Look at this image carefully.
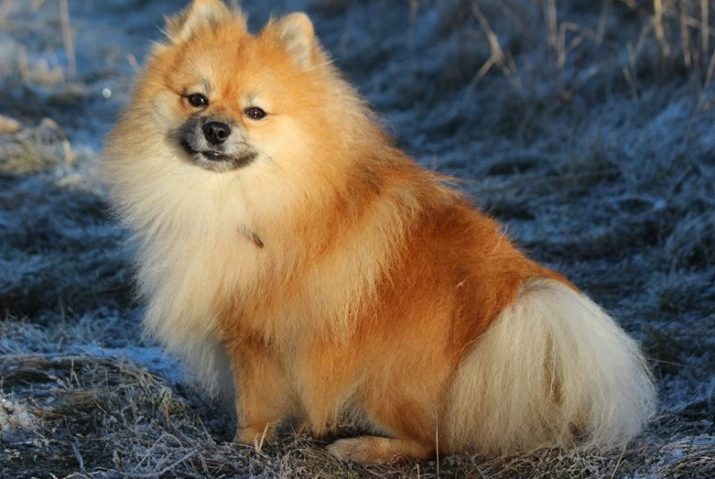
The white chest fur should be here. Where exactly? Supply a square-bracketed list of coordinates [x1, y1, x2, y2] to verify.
[124, 160, 263, 396]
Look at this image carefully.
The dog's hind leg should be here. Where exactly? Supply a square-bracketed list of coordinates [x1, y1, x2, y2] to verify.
[327, 436, 433, 464]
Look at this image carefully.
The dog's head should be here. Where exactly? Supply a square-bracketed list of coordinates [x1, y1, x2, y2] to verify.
[125, 0, 338, 174]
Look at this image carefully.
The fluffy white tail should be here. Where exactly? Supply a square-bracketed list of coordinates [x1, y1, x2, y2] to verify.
[445, 278, 656, 454]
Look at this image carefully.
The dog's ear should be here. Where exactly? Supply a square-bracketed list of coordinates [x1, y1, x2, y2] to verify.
[164, 0, 246, 43]
[267, 13, 324, 70]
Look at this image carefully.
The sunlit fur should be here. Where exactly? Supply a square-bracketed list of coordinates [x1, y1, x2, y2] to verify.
[105, 0, 656, 464]
[445, 278, 656, 454]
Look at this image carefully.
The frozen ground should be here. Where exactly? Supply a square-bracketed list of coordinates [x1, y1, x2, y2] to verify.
[1, 0, 714, 477]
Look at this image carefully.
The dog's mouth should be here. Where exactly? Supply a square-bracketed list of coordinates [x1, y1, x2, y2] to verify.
[196, 149, 232, 162]
[180, 140, 257, 172]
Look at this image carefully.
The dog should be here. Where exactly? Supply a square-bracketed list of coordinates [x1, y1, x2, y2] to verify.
[104, 0, 656, 464]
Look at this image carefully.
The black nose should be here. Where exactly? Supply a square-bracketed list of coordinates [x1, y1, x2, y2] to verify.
[202, 121, 231, 145]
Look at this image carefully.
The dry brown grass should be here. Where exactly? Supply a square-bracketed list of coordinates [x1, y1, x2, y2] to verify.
[0, 354, 689, 478]
[0, 119, 74, 174]
[3, 350, 712, 478]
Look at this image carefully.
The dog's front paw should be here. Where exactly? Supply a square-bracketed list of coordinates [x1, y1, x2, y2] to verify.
[234, 424, 274, 449]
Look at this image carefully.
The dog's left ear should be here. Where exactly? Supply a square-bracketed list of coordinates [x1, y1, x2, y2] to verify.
[268, 13, 324, 70]
[165, 0, 246, 43]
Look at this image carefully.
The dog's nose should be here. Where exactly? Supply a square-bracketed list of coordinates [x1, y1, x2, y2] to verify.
[202, 121, 231, 145]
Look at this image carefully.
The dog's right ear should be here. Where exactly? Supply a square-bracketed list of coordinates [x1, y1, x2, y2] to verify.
[164, 0, 246, 43]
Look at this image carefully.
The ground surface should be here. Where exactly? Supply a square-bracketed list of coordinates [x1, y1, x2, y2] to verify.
[1, 0, 714, 477]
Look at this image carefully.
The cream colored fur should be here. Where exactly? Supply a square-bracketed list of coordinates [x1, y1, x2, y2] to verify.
[445, 278, 656, 453]
[107, 146, 255, 396]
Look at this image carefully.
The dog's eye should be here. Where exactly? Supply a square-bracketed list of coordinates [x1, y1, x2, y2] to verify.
[245, 107, 267, 120]
[187, 93, 209, 108]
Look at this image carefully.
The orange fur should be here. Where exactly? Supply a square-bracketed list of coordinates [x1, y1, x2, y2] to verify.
[105, 0, 655, 464]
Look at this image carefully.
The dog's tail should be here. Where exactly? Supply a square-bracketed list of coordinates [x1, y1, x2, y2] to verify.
[444, 278, 656, 454]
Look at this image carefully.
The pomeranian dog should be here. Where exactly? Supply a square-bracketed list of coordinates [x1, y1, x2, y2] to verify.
[105, 0, 656, 464]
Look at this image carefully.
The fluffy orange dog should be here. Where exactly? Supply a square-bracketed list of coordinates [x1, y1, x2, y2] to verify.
[105, 0, 656, 464]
